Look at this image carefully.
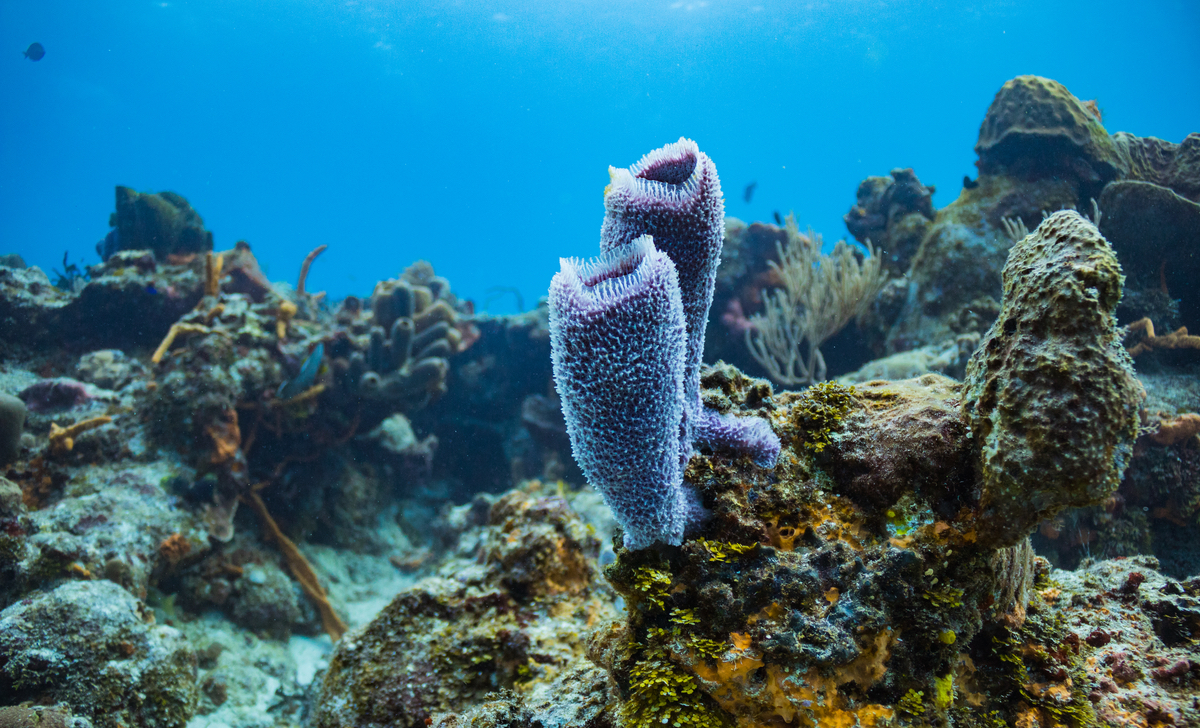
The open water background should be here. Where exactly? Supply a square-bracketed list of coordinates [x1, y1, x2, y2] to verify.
[3, 0, 1198, 313]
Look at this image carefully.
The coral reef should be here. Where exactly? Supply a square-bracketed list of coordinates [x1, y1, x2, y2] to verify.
[963, 211, 1144, 548]
[0, 393, 26, 466]
[591, 364, 1046, 728]
[325, 260, 464, 422]
[844, 167, 936, 276]
[97, 186, 213, 260]
[743, 216, 888, 385]
[1099, 179, 1200, 330]
[859, 76, 1200, 356]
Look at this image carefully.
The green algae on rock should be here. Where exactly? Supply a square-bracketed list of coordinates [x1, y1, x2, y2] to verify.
[963, 210, 1144, 549]
[0, 580, 197, 728]
[311, 484, 619, 728]
[593, 366, 1046, 728]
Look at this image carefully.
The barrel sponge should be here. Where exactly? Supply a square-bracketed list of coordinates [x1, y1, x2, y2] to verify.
[962, 210, 1145, 548]
[549, 236, 703, 549]
[601, 138, 725, 410]
[0, 393, 26, 466]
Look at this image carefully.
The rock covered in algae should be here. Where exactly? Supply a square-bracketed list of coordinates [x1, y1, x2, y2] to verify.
[0, 580, 197, 728]
[593, 365, 1047, 728]
[963, 211, 1144, 548]
[975, 75, 1123, 184]
[97, 186, 213, 261]
[311, 484, 619, 728]
[858, 76, 1200, 357]
[1099, 178, 1200, 329]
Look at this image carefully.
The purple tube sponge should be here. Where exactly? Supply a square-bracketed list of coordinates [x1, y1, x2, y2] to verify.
[550, 139, 781, 549]
[549, 236, 705, 549]
[693, 408, 781, 469]
[600, 138, 724, 416]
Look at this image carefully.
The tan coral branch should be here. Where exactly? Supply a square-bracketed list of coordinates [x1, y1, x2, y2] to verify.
[204, 251, 225, 298]
[241, 489, 348, 640]
[297, 244, 328, 296]
[1126, 317, 1200, 357]
[275, 300, 298, 340]
[151, 323, 212, 364]
[1149, 413, 1200, 446]
[48, 416, 113, 455]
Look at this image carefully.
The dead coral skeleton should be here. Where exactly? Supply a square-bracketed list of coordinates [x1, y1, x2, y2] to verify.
[744, 214, 888, 385]
[241, 488, 348, 640]
[48, 415, 113, 455]
[1125, 317, 1200, 357]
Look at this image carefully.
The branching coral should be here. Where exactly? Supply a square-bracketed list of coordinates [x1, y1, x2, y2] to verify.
[744, 215, 888, 386]
[1125, 317, 1200, 357]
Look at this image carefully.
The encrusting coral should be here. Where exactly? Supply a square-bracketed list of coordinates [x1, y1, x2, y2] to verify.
[550, 138, 780, 550]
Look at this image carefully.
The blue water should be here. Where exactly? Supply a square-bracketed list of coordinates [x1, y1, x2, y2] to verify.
[3, 0, 1198, 315]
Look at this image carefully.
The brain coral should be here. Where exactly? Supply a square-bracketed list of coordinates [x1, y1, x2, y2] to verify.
[962, 210, 1144, 548]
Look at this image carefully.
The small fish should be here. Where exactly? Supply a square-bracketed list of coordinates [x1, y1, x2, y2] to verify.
[276, 343, 325, 401]
[23, 42, 45, 61]
[145, 284, 159, 295]
[743, 181, 757, 203]
[962, 175, 979, 190]
[773, 211, 783, 225]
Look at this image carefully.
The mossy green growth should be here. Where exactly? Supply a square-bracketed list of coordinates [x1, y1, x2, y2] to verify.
[670, 608, 700, 625]
[791, 382, 856, 453]
[623, 655, 729, 728]
[632, 566, 672, 611]
[694, 538, 756, 563]
[898, 689, 925, 716]
[923, 585, 964, 609]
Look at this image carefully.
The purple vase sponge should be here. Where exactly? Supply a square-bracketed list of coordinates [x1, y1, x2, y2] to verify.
[549, 236, 705, 549]
[601, 137, 724, 415]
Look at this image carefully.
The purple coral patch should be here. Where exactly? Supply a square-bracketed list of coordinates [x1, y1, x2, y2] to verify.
[18, 378, 94, 412]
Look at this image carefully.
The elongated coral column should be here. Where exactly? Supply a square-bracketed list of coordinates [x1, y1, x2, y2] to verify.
[600, 138, 725, 420]
[549, 236, 704, 549]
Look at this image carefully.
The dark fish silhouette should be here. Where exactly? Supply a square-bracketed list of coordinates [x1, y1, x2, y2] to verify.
[277, 343, 325, 401]
[963, 175, 979, 190]
[773, 211, 783, 225]
[23, 42, 45, 61]
[743, 181, 757, 203]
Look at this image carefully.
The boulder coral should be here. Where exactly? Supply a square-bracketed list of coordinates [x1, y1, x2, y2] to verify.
[962, 211, 1144, 548]
[856, 75, 1200, 356]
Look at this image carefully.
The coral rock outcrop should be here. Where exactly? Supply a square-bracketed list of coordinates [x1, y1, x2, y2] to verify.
[311, 485, 617, 728]
[962, 211, 1144, 548]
